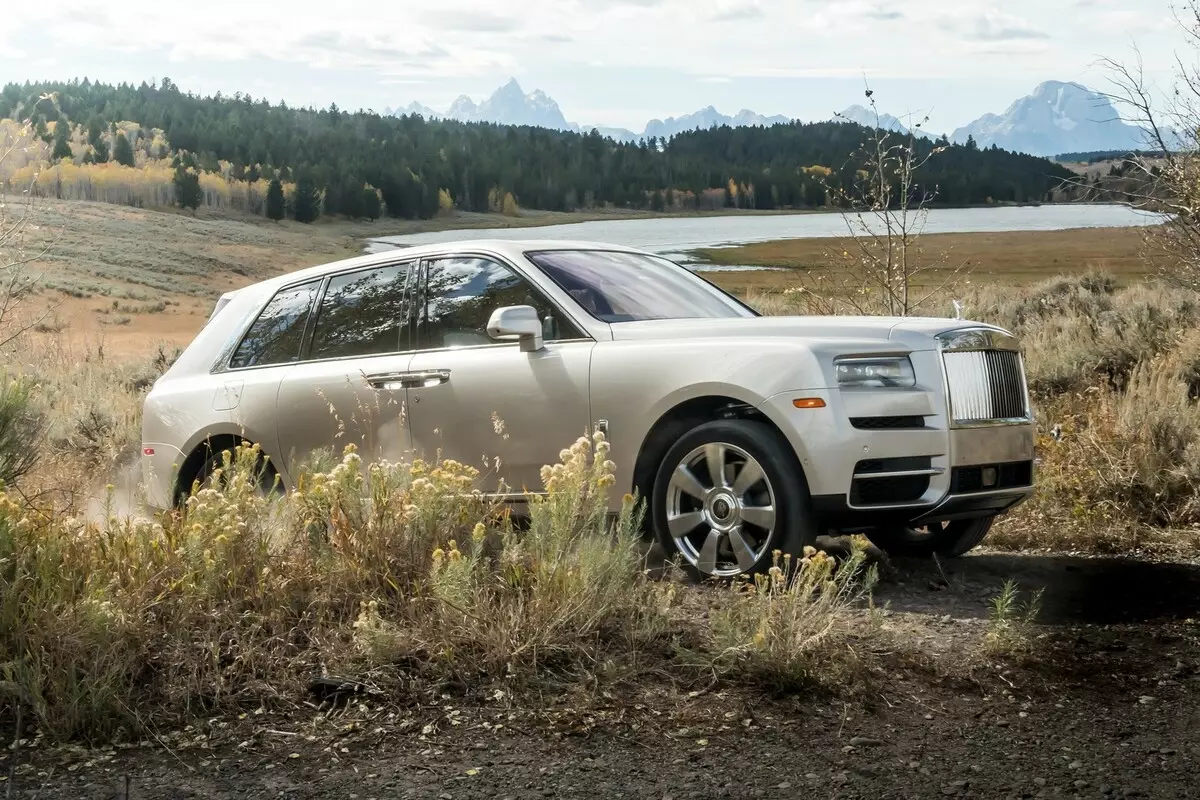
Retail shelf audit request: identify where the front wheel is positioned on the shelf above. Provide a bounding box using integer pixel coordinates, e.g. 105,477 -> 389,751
864,516 -> 995,559
650,420 -> 816,581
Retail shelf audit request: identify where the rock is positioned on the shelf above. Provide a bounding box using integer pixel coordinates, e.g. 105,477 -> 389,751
1034,778 -> 1047,786
776,783 -> 792,790
1069,760 -> 1083,770
942,780 -> 968,795
849,737 -> 884,747
1137,696 -> 1155,705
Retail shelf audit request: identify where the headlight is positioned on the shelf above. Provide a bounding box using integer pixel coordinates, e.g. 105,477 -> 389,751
835,356 -> 916,388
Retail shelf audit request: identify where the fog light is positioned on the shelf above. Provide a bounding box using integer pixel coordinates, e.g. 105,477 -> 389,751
981,466 -> 998,488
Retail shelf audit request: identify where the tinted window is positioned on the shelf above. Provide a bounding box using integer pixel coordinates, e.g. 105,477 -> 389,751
417,257 -> 585,350
309,263 -> 412,360
229,280 -> 319,368
526,250 -> 757,322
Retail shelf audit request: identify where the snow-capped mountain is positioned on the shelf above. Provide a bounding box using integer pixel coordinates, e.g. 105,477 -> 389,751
641,106 -> 791,140
951,81 -> 1146,157
398,79 -> 575,131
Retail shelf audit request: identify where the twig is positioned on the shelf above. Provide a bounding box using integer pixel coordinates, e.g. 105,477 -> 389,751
931,553 -> 951,588
6,702 -> 21,800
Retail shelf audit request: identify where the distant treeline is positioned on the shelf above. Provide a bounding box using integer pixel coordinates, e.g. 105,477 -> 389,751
1,78 -> 1077,222
1055,149 -> 1170,163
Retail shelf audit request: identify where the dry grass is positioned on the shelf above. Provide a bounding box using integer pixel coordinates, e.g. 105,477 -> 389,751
699,226 -> 1161,297
0,415 -> 883,743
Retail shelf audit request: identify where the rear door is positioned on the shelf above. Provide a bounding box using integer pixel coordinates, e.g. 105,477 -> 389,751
403,254 -> 595,497
274,259 -> 417,475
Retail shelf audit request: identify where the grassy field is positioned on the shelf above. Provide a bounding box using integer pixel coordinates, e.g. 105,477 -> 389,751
692,225 -> 1158,294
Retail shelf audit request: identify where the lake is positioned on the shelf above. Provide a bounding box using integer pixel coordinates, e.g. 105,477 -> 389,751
367,204 -> 1163,272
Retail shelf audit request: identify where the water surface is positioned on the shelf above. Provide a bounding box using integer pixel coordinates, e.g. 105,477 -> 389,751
367,204 -> 1162,270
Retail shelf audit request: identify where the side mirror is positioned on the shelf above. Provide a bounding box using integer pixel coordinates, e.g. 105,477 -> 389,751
486,305 -> 545,352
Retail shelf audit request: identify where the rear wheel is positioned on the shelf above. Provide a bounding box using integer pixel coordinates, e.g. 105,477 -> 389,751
865,516 -> 995,559
182,444 -> 280,507
651,420 -> 816,580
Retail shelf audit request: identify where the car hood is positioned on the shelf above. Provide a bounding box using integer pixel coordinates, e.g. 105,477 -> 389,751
606,315 -> 1005,350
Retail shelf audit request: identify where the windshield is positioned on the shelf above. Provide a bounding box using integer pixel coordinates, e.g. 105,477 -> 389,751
525,249 -> 758,323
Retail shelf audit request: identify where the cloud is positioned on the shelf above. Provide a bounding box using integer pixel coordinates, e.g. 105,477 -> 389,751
863,6 -> 904,21
941,9 -> 1050,42
419,9 -> 519,32
710,0 -> 764,21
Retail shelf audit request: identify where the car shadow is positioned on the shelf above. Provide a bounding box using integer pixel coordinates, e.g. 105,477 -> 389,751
868,548 -> 1200,626
640,537 -> 1200,626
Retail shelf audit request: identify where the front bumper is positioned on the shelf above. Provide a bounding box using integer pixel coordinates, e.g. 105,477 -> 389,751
759,385 -> 1035,531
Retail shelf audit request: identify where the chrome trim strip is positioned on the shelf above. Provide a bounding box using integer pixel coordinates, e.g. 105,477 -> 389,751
852,468 -> 944,480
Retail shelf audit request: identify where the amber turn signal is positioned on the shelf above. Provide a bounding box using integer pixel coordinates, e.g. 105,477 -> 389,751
792,397 -> 826,409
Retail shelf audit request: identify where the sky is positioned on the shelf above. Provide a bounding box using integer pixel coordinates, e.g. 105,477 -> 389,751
0,0 -> 1183,135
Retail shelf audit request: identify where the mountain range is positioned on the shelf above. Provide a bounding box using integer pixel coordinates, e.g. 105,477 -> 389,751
387,78 -> 1149,158
387,79 -> 792,142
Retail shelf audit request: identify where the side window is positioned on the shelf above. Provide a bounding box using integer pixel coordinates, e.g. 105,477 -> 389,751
229,280 -> 320,369
417,257 -> 585,350
309,263 -> 412,360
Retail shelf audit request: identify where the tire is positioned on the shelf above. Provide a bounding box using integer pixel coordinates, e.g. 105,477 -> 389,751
650,419 -> 816,581
185,444 -> 280,505
865,516 -> 995,559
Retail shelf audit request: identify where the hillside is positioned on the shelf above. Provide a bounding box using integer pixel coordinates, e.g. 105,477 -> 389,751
0,79 -> 1075,224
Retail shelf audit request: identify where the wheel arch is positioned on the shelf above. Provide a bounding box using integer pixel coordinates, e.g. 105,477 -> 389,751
631,393 -> 811,511
172,427 -> 278,507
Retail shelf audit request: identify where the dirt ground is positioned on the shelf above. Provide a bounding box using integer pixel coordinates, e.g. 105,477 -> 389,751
7,549 -> 1199,800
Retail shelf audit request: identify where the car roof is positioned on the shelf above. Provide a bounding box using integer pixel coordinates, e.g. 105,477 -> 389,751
243,238 -> 651,296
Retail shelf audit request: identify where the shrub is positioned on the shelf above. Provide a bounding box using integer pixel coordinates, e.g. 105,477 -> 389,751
708,539 -> 879,692
0,372 -> 45,486
0,433 -> 684,741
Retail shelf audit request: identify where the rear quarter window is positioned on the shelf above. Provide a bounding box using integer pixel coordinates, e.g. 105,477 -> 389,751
229,280 -> 320,369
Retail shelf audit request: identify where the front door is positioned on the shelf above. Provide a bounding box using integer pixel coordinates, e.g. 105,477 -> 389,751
275,260 -> 416,475
405,255 -> 594,497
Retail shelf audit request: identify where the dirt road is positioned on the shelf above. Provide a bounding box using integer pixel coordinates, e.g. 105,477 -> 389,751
7,551 -> 1200,799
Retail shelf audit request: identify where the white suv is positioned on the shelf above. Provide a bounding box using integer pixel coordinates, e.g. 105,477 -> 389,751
142,240 -> 1035,578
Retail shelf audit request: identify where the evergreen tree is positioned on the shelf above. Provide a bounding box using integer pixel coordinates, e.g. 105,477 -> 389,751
86,115 -> 104,146
174,166 -> 202,213
361,187 -> 382,220
265,178 -> 285,220
92,139 -> 110,163
51,123 -> 73,161
292,174 -> 320,223
112,132 -> 135,167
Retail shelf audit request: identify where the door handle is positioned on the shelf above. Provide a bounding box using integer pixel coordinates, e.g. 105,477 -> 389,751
405,370 -> 451,388
364,370 -> 450,390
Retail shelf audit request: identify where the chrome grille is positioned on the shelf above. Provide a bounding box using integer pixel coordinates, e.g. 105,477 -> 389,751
943,350 -> 1029,423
